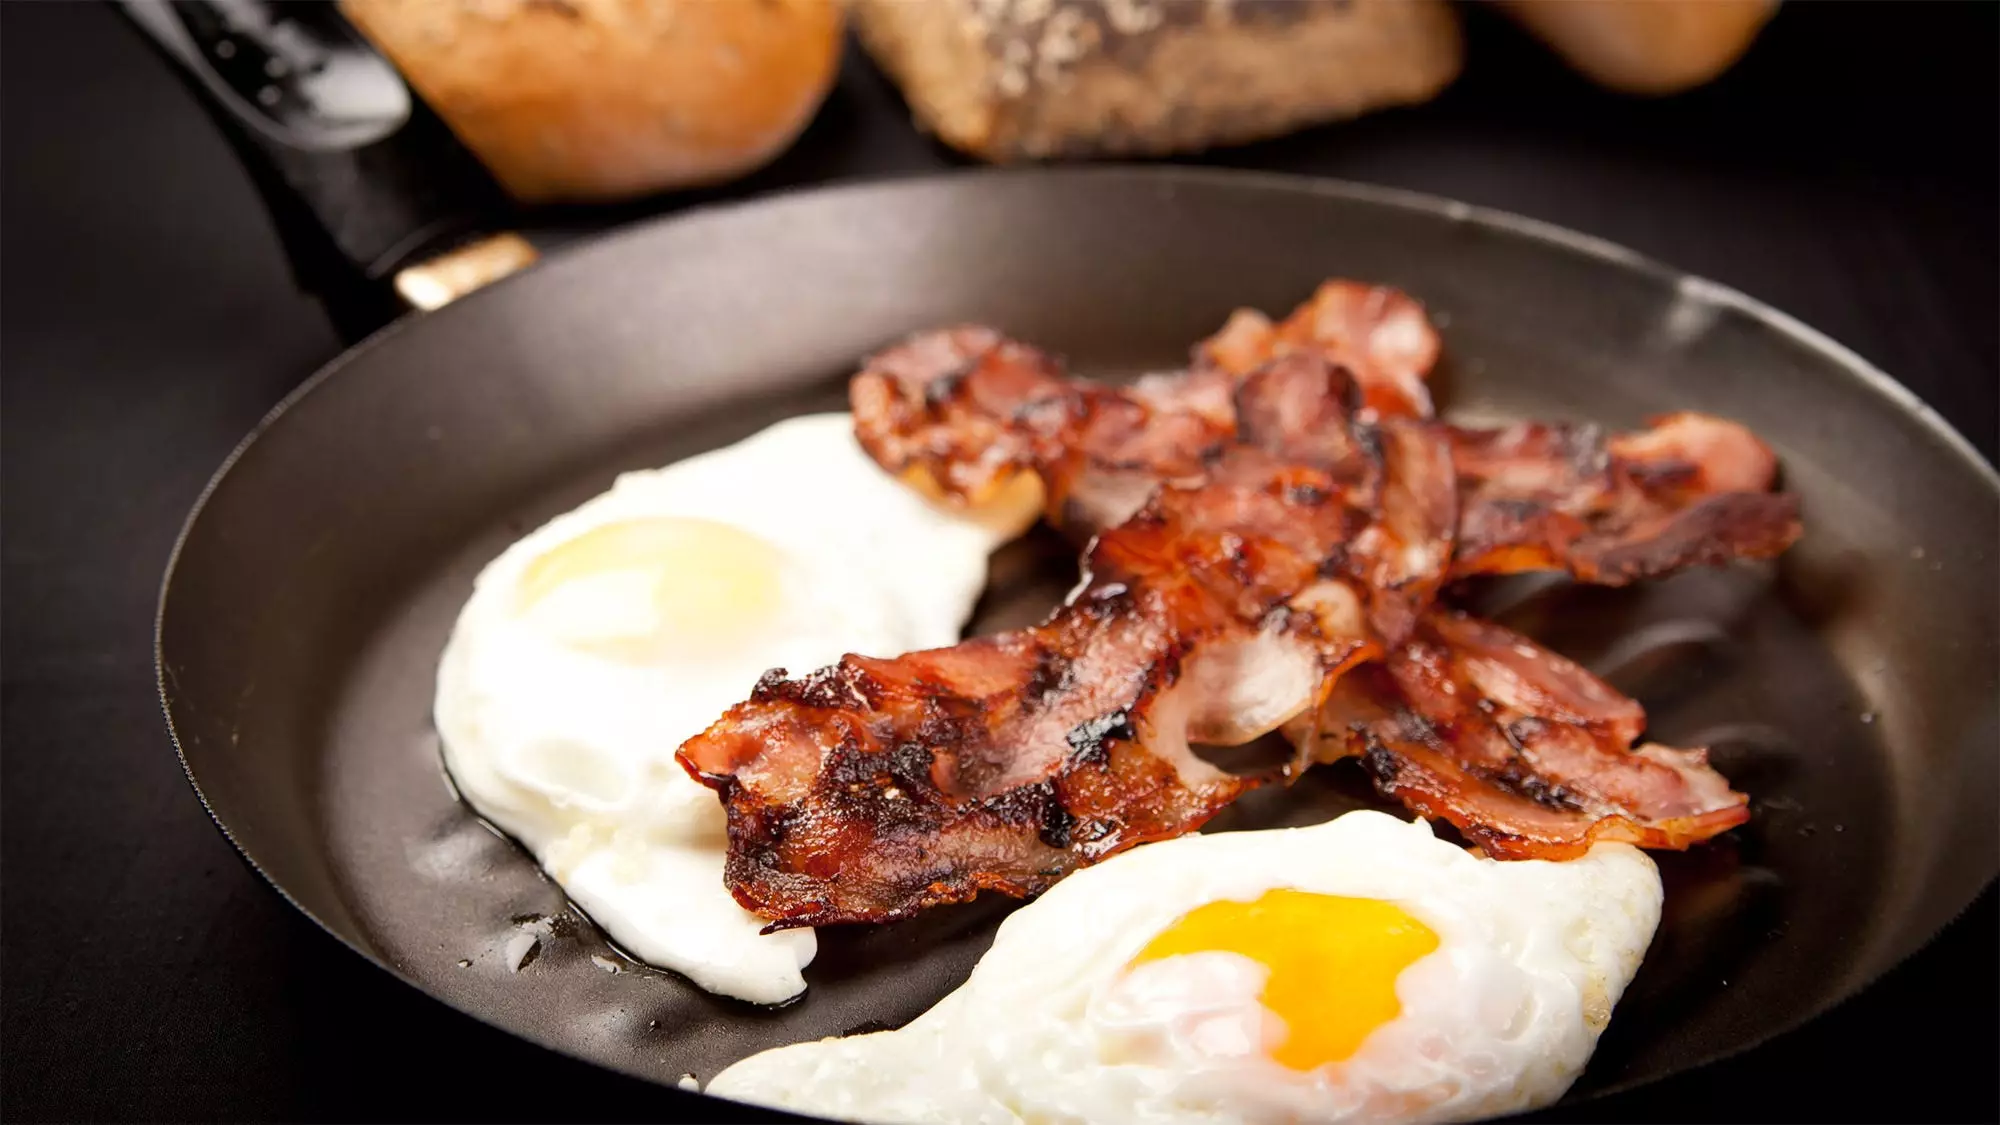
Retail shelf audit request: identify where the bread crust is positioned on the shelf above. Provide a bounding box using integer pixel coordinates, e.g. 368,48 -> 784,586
853,0 -> 1464,161
341,0 -> 845,202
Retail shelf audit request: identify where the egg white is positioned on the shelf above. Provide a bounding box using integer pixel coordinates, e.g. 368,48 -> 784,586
708,810 -> 1662,1123
434,414 -> 1032,1004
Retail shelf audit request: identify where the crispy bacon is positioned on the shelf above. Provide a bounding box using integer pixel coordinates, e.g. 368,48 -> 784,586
854,322 -> 1797,582
680,357 -> 1456,927
1194,280 -> 1441,420
1284,612 -> 1751,859
1449,413 -> 1801,583
854,279 -> 1795,585
686,288 -> 1791,928
850,327 -> 1236,537
852,280 -> 1442,535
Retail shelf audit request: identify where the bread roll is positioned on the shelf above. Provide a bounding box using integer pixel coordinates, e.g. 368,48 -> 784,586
851,0 -> 1463,162
340,0 -> 844,203
1494,0 -> 1779,95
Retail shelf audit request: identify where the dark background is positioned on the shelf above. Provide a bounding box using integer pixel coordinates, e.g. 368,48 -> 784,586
4,2 -> 1995,1122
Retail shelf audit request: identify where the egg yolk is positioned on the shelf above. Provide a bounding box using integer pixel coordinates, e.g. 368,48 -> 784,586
1130,890 -> 1440,1071
515,517 -> 785,659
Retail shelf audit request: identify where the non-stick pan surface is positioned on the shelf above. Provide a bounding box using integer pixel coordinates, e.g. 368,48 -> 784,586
157,169 -> 1999,1117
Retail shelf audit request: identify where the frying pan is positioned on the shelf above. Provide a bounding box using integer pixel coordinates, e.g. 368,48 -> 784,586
156,169 -> 1999,1120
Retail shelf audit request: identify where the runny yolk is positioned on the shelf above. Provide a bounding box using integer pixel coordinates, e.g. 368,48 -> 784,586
1129,889 -> 1440,1072
515,517 -> 785,659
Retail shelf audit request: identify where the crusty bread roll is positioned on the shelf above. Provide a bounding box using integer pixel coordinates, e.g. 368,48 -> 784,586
340,0 -> 844,203
1494,0 -> 1779,95
851,0 -> 1463,162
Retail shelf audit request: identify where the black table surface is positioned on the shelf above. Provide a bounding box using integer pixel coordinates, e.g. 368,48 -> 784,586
4,3 -> 1995,1123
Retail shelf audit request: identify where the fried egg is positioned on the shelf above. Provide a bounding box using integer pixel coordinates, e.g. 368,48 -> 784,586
434,414 -> 1041,1004
707,810 -> 1661,1123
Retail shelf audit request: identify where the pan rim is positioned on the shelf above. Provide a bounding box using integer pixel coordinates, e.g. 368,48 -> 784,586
153,164 -> 2000,1109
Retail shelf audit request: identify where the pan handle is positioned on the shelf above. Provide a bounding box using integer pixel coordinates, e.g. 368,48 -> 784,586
113,0 -> 528,339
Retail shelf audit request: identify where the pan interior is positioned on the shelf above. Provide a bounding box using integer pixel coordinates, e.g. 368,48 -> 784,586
157,170 -> 1999,1105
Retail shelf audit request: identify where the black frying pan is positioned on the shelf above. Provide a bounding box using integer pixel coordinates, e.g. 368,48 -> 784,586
156,169 -> 1999,1120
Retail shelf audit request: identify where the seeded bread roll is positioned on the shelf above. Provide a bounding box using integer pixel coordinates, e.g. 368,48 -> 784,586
340,0 -> 844,203
850,0 -> 1464,162
1494,0 -> 1780,95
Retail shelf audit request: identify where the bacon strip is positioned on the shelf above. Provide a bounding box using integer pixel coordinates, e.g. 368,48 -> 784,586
850,327 -> 1235,538
1194,279 -> 1441,420
1448,413 -> 1801,584
852,280 -> 1443,536
680,357 -> 1456,927
854,320 -> 1797,579
1283,612 -> 1751,859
